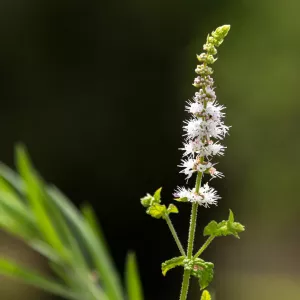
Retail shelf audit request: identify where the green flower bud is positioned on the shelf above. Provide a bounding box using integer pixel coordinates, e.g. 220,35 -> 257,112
203,43 -> 217,55
207,24 -> 230,48
195,64 -> 213,76
206,54 -> 217,64
197,53 -> 207,62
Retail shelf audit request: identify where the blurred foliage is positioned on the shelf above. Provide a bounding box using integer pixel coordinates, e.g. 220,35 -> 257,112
0,145 -> 143,300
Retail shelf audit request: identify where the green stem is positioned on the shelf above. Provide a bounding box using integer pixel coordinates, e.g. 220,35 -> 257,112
179,171 -> 203,300
164,214 -> 186,256
179,269 -> 191,300
194,236 -> 215,259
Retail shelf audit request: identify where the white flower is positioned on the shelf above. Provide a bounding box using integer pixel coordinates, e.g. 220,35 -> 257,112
179,158 -> 213,179
199,183 -> 220,207
183,119 -> 203,139
209,166 -> 224,179
178,158 -> 196,179
173,186 -> 191,199
204,102 -> 225,121
173,183 -> 220,207
181,140 -> 226,158
186,101 -> 204,115
205,143 -> 226,156
204,119 -> 229,140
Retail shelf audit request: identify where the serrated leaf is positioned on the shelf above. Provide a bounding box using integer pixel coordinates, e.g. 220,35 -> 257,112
204,210 -> 245,239
198,265 -> 214,290
161,256 -> 184,276
167,204 -> 178,214
190,259 -> 214,290
125,252 -> 144,300
203,221 -> 219,236
153,187 -> 162,203
200,290 -> 211,300
146,204 -> 166,219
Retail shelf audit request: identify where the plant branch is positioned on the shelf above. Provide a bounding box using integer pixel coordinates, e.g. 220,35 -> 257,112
194,236 -> 215,259
164,214 -> 186,256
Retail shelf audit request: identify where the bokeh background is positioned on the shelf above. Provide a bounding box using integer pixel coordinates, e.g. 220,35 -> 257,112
0,0 -> 299,299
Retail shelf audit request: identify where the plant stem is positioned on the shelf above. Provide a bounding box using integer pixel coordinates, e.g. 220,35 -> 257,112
194,236 -> 215,259
164,214 -> 186,256
179,171 -> 203,300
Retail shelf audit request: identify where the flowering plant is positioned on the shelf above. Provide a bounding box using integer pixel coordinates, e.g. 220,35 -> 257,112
0,24 -> 244,300
141,24 -> 245,300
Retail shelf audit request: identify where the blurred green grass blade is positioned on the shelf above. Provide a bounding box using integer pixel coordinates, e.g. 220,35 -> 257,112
81,202 -> 111,257
0,191 -> 37,233
0,214 -> 36,240
125,252 -> 144,300
0,156 -> 124,300
29,240 -> 64,264
44,191 -> 88,268
0,177 -> 23,201
15,145 -> 68,259
0,257 -> 81,300
48,186 -> 124,300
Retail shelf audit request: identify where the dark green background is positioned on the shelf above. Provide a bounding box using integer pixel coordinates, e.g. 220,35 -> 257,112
0,0 -> 299,299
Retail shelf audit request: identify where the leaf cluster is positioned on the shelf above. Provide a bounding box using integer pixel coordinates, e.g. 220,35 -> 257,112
141,188 -> 178,219
204,210 -> 245,238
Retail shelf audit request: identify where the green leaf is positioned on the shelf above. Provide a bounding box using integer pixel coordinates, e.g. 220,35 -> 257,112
140,194 -> 153,208
125,252 -> 144,300
153,187 -> 162,202
161,256 -> 185,276
167,204 -> 178,214
0,190 -> 38,238
173,197 -> 188,202
201,290 -> 211,300
203,221 -> 220,236
189,259 -> 214,290
15,145 -> 68,258
141,187 -> 162,208
146,204 -> 166,219
47,186 -> 124,300
0,257 -> 80,300
228,209 -> 234,223
81,202 -> 110,256
226,209 -> 245,238
203,210 -> 245,239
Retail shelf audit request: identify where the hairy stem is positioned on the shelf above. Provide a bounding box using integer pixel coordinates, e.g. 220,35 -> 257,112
164,214 -> 186,256
194,236 -> 215,259
179,171 -> 203,300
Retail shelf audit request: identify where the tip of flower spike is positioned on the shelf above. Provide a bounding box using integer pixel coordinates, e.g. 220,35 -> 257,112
215,24 -> 231,38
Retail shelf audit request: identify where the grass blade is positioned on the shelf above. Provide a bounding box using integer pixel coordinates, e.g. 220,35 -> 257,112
125,252 -> 144,300
0,257 -> 81,300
